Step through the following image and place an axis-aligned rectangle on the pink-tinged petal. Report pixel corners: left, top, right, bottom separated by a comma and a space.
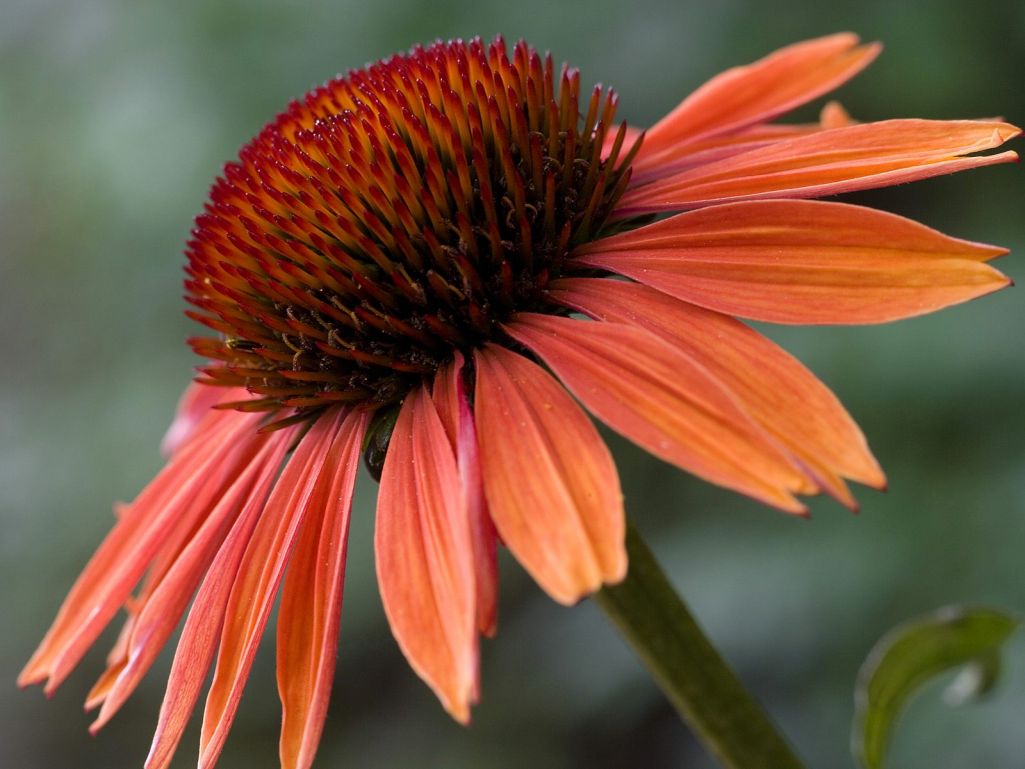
550, 278, 886, 506
277, 410, 367, 769
433, 353, 499, 639
18, 409, 259, 694
601, 124, 644, 161
820, 100, 856, 129
144, 426, 295, 769
198, 408, 356, 769
639, 34, 880, 162
618, 119, 1020, 215
376, 386, 477, 723
631, 103, 857, 184
473, 345, 626, 604
88, 427, 286, 733
162, 383, 247, 457
84, 618, 135, 711
576, 200, 1010, 324
86, 418, 271, 718
505, 315, 812, 513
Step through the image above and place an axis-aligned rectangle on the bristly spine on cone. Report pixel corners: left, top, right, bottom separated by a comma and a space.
185, 37, 642, 430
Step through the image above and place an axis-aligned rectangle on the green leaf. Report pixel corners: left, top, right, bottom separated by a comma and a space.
852, 605, 1019, 769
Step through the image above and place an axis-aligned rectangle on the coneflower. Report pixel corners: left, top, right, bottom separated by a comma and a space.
20, 33, 1017, 769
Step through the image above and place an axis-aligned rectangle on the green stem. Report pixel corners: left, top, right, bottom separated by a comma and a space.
594, 521, 806, 769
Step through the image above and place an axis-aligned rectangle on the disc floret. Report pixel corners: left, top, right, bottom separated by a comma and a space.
185, 36, 639, 417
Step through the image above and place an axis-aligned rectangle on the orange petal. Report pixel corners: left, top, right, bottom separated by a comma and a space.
277, 410, 367, 769
820, 100, 856, 129
619, 119, 1020, 215
87, 416, 271, 719
473, 344, 626, 604
433, 353, 499, 640
601, 123, 644, 161
577, 200, 1010, 324
162, 383, 248, 457
376, 386, 477, 723
550, 278, 886, 507
19, 409, 258, 694
84, 618, 135, 711
632, 102, 858, 184
199, 408, 357, 769
88, 429, 289, 734
144, 425, 296, 769
639, 33, 880, 162
504, 315, 812, 513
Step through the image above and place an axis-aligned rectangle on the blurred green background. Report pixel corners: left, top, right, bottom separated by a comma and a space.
2, 1, 1023, 767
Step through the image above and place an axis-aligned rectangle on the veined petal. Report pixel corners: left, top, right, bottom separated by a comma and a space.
473, 344, 626, 604
277, 410, 367, 769
632, 102, 858, 184
639, 33, 880, 161
601, 124, 644, 161
84, 618, 135, 711
618, 119, 1020, 215
576, 200, 1010, 324
433, 353, 499, 639
87, 415, 271, 719
376, 386, 477, 723
550, 278, 886, 506
505, 315, 811, 513
198, 408, 356, 769
87, 426, 288, 733
144, 425, 296, 769
162, 383, 246, 457
18, 409, 259, 694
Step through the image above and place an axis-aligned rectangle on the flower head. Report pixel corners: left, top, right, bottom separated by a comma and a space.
21, 34, 1017, 769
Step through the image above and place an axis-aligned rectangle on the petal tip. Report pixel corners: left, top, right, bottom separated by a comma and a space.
16, 668, 40, 690
996, 123, 1022, 142
450, 702, 472, 726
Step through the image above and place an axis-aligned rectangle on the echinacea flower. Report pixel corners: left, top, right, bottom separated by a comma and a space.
20, 33, 1017, 769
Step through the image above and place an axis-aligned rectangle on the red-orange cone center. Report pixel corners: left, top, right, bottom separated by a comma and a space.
185, 37, 638, 418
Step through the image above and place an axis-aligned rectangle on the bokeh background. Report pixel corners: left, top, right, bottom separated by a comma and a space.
2, 1, 1024, 767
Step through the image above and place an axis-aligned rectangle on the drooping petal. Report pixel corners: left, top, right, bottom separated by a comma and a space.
473, 344, 626, 604
87, 427, 287, 733
162, 383, 247, 457
639, 33, 880, 162
277, 409, 367, 769
84, 617, 135, 711
433, 353, 499, 639
376, 386, 477, 723
618, 119, 1020, 215
576, 200, 1010, 324
198, 408, 357, 769
18, 409, 259, 694
144, 425, 296, 769
504, 315, 812, 513
550, 278, 886, 506
87, 412, 271, 719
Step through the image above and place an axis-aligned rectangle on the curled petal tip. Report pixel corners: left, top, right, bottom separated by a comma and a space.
995, 123, 1022, 142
